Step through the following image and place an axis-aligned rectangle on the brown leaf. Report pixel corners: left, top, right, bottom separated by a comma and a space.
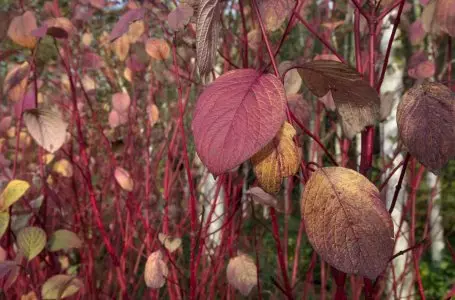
258, 0, 293, 32
144, 251, 168, 289
435, 0, 455, 36
3, 62, 30, 102
298, 60, 380, 139
301, 167, 394, 279
251, 122, 301, 194
397, 82, 455, 174
196, 0, 222, 75
145, 39, 170, 60
226, 254, 257, 296
7, 11, 37, 48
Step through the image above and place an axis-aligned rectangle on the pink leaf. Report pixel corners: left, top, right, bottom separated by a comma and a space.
192, 69, 286, 175
14, 89, 37, 118
409, 20, 426, 45
112, 92, 131, 113
167, 4, 194, 31
109, 8, 145, 42
0, 117, 12, 133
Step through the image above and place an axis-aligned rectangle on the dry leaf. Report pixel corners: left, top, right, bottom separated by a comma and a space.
298, 60, 380, 139
3, 62, 30, 102
279, 61, 302, 95
246, 186, 278, 208
158, 233, 182, 253
251, 122, 301, 194
397, 82, 455, 174
7, 11, 37, 48
144, 251, 168, 288
145, 39, 170, 60
196, 0, 221, 75
226, 254, 257, 296
114, 167, 134, 191
301, 167, 394, 279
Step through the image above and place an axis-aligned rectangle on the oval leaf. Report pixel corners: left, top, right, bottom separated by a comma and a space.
145, 39, 170, 60
196, 0, 222, 75
0, 179, 30, 211
112, 92, 131, 113
41, 275, 83, 299
0, 212, 9, 239
114, 167, 134, 191
298, 60, 380, 139
192, 69, 287, 175
301, 167, 394, 279
251, 122, 301, 194
7, 11, 37, 48
226, 254, 257, 296
48, 229, 82, 252
144, 250, 168, 288
23, 108, 68, 153
397, 82, 455, 174
109, 8, 145, 42
17, 226, 47, 261
279, 61, 302, 94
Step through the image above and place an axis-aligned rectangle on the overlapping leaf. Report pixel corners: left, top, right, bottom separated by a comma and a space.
397, 82, 455, 174
301, 167, 394, 279
297, 60, 380, 139
196, 0, 221, 75
192, 69, 287, 175
109, 8, 145, 42
251, 122, 301, 194
114, 167, 134, 191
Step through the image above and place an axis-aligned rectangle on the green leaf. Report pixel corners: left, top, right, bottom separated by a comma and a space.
41, 275, 83, 299
0, 212, 9, 239
48, 229, 82, 252
0, 180, 30, 211
17, 226, 46, 261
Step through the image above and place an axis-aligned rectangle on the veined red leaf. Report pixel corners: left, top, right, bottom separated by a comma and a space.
301, 167, 394, 279
258, 0, 293, 32
192, 69, 287, 175
196, 0, 221, 75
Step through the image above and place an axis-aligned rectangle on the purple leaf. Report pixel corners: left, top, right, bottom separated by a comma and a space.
109, 8, 145, 42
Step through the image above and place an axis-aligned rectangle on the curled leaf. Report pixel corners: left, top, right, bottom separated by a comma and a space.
298, 60, 380, 139
158, 233, 182, 253
192, 69, 287, 175
226, 254, 257, 296
7, 11, 37, 48
23, 108, 68, 153
397, 82, 455, 174
246, 186, 278, 208
301, 167, 394, 279
17, 226, 47, 261
144, 251, 168, 288
48, 229, 82, 252
0, 180, 30, 211
41, 275, 83, 299
114, 167, 134, 191
196, 0, 221, 75
251, 122, 301, 194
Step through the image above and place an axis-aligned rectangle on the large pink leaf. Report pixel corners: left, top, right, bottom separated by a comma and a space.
192, 69, 286, 175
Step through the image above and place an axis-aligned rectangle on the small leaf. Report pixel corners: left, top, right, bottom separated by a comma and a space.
41, 275, 83, 299
108, 110, 128, 129
259, 0, 293, 32
145, 39, 170, 60
114, 167, 134, 191
109, 8, 146, 42
17, 226, 47, 261
23, 108, 68, 153
112, 92, 131, 113
301, 167, 394, 279
0, 212, 9, 239
144, 251, 168, 288
196, 0, 222, 75
0, 180, 30, 211
3, 62, 30, 102
279, 61, 302, 95
158, 233, 182, 253
48, 229, 82, 252
112, 34, 130, 61
409, 20, 426, 45
52, 159, 73, 178
298, 60, 380, 139
251, 122, 301, 194
147, 104, 160, 127
226, 254, 257, 296
168, 4, 194, 31
397, 82, 455, 174
246, 187, 278, 208
192, 69, 287, 175
7, 11, 37, 48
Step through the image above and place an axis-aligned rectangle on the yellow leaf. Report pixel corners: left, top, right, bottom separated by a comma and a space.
112, 34, 130, 61
145, 39, 170, 60
43, 154, 55, 165
0, 180, 30, 211
52, 159, 73, 177
81, 32, 93, 46
251, 122, 301, 194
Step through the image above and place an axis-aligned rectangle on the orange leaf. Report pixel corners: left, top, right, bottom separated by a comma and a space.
7, 11, 37, 48
145, 39, 170, 60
